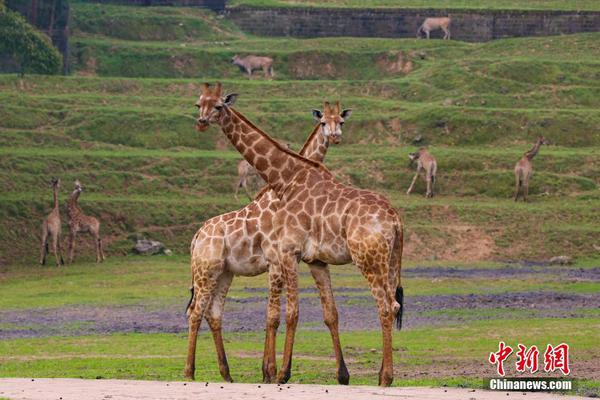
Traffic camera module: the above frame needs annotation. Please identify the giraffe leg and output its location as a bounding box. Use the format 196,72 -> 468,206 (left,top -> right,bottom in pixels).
514,172 -> 521,201
57,233 -> 65,265
262,260 -> 283,383
234,178 -> 244,200
426,176 -> 433,198
40,225 -> 48,265
277,250 -> 300,384
51,233 -> 60,267
244,180 -> 254,201
205,271 -> 234,383
68,231 -> 76,264
309,263 -> 349,385
184,267 -> 220,380
93,231 -> 102,263
406,170 -> 419,195
523,176 -> 530,202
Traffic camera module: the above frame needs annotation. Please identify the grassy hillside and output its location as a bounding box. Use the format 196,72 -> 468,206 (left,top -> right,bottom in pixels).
0,3 -> 598,266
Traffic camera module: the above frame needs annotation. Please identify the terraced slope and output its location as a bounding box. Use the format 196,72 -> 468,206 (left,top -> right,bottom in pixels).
0,3 -> 598,265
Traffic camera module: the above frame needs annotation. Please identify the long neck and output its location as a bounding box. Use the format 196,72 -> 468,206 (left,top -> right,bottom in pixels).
220,107 -> 322,195
52,187 -> 59,211
68,191 -> 81,212
299,124 -> 329,163
525,141 -> 542,160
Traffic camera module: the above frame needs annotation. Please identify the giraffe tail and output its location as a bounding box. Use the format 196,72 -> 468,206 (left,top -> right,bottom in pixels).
185,286 -> 195,317
392,220 -> 404,330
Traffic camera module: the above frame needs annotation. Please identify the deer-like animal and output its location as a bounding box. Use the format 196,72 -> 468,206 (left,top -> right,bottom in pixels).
231,55 -> 274,79
514,136 -> 550,202
417,17 -> 451,40
40,178 -> 65,266
406,148 -> 437,198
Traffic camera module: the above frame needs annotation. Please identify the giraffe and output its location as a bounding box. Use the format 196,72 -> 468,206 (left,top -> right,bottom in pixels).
185,101 -> 352,384
514,136 -> 550,202
406,147 -> 437,198
66,180 -> 106,263
234,159 -> 260,200
40,177 -> 65,267
193,83 -> 404,387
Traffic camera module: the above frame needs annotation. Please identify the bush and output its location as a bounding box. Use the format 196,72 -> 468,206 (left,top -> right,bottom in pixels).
0,7 -> 62,75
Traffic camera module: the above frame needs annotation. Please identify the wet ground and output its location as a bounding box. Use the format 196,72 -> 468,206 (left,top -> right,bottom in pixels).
1,265 -> 598,339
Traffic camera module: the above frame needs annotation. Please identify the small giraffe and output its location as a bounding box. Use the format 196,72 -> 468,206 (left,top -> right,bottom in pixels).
194,83 -> 403,387
514,136 -> 550,202
185,101 -> 352,384
66,180 -> 105,263
234,159 -> 261,200
406,148 -> 438,198
40,178 -> 65,267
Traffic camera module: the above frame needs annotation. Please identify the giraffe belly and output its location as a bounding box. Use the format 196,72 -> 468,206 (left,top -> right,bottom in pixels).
302,237 -> 352,265
226,254 -> 269,277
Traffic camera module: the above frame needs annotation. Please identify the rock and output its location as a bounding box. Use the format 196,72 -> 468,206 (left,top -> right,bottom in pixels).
412,134 -> 423,144
164,249 -> 173,256
442,98 -> 453,107
133,239 -> 165,256
549,256 -> 573,265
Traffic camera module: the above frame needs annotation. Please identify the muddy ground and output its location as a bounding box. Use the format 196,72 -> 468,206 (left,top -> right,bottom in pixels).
1,265 -> 598,339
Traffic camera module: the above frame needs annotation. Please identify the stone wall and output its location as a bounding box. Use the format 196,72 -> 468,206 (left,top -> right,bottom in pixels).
225,7 -> 600,41
80,0 -> 226,11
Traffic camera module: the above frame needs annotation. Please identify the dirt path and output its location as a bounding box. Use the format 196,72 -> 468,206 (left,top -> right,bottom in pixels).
0,378 -> 591,400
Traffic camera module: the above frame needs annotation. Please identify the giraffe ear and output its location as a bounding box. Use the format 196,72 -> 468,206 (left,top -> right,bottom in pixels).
312,109 -> 323,121
223,93 -> 238,106
340,109 -> 352,119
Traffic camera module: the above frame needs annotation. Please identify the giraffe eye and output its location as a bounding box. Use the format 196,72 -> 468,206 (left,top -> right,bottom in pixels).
340,121 -> 344,126
320,122 -> 326,126
215,105 -> 223,111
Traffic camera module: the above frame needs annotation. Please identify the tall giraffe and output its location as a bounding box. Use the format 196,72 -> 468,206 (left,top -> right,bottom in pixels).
66,180 -> 106,263
514,136 -> 549,202
185,102 -> 352,384
406,147 -> 437,198
194,83 -> 403,387
40,177 -> 65,266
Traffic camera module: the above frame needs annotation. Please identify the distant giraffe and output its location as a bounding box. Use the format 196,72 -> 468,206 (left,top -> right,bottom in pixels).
406,148 -> 437,198
185,101 -> 352,384
40,178 -> 65,266
514,136 -> 549,202
66,180 -> 105,263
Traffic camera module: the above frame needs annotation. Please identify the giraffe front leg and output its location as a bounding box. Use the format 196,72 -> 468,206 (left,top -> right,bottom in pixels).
262,261 -> 283,383
406,170 -> 419,195
51,233 -> 60,267
514,172 -> 521,201
57,234 -> 65,266
205,271 -> 234,382
40,225 -> 48,266
67,231 -> 76,264
277,249 -> 300,384
309,263 -> 350,385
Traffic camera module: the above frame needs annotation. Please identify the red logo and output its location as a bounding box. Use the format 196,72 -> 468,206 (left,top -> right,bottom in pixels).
489,341 -> 513,376
489,342 -> 570,376
516,344 -> 539,373
543,343 -> 570,375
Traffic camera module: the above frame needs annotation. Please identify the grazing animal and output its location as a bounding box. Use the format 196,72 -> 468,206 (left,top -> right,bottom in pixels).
66,180 -> 105,263
194,83 -> 403,387
40,178 -> 65,266
417,17 -> 451,40
514,136 -> 550,202
406,148 -> 438,198
234,159 -> 261,201
185,101 -> 351,384
231,55 -> 274,79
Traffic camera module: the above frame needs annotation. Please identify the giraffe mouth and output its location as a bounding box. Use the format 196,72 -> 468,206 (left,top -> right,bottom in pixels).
195,121 -> 209,132
331,135 -> 341,144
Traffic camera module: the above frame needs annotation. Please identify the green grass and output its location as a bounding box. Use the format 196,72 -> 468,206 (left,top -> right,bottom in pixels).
229,0 -> 600,11
0,319 -> 598,394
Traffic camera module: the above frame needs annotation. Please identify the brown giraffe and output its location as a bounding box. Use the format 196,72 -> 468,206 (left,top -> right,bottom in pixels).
514,136 -> 550,202
406,147 -> 437,198
66,180 -> 105,263
194,83 -> 403,387
40,177 -> 65,266
185,101 -> 352,384
234,159 -> 260,200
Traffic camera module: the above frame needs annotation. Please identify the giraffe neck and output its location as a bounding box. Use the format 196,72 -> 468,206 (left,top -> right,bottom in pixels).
299,124 -> 329,163
525,141 -> 542,160
219,107 -> 322,195
52,187 -> 59,211
67,191 -> 81,216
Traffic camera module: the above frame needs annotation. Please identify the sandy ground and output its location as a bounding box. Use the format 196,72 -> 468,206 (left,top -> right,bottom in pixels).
0,378 -> 592,400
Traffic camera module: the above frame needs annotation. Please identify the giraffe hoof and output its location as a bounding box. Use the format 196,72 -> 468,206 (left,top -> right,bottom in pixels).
183,367 -> 195,380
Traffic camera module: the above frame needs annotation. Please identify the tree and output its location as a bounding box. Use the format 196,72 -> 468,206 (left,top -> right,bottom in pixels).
0,7 -> 62,75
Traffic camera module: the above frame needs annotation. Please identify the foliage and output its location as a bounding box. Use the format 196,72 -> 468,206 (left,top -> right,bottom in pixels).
0,8 -> 62,75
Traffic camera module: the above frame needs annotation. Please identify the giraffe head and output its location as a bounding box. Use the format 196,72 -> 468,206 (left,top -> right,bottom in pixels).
195,82 -> 238,132
312,101 -> 351,144
50,177 -> 60,189
538,136 -> 550,145
73,180 -> 83,193
408,147 -> 426,162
